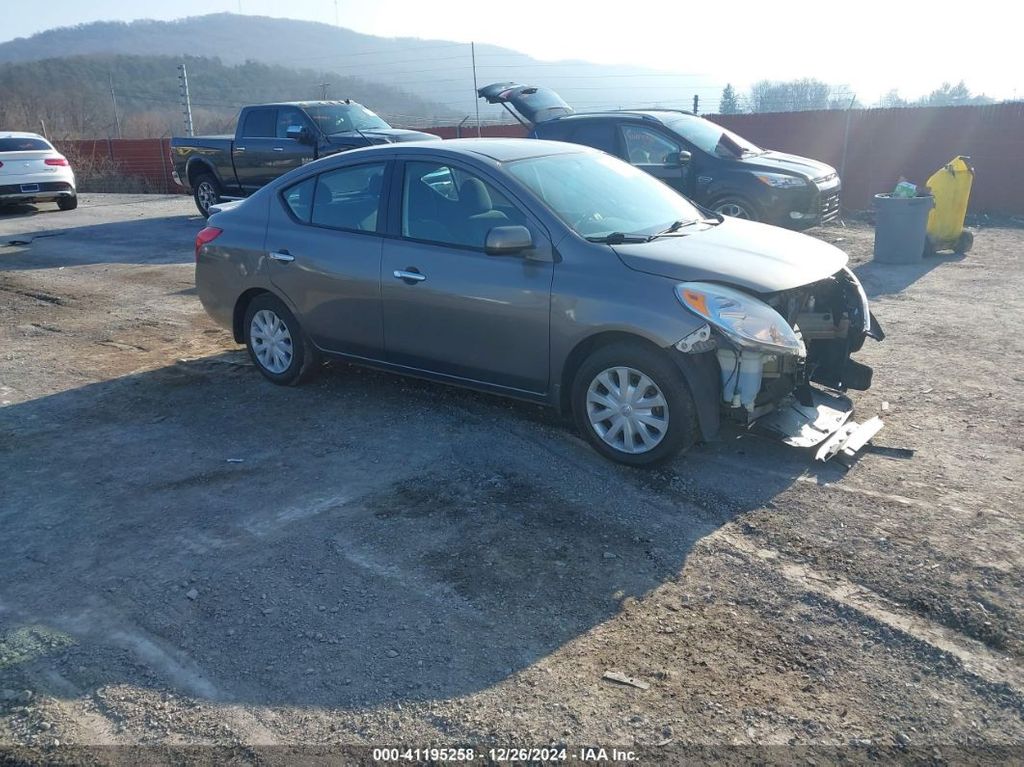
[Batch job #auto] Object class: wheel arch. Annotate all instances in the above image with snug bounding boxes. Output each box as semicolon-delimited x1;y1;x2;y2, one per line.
186;158;219;188
232;287;272;343
558;330;721;441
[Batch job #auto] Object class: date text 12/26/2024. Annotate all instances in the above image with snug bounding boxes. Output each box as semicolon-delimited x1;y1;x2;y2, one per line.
373;747;639;762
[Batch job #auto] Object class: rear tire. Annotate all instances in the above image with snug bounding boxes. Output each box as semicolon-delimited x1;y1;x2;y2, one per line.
193;173;222;218
572;341;698;466
243;294;320;386
57;194;78;211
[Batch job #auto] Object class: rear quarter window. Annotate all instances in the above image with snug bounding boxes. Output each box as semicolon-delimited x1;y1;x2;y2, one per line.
241;109;277;138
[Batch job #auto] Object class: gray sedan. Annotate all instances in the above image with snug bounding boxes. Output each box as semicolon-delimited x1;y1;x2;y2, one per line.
195;139;882;465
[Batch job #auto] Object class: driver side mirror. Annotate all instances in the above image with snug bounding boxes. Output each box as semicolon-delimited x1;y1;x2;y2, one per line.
286;125;312;145
485;225;533;256
665;150;692;168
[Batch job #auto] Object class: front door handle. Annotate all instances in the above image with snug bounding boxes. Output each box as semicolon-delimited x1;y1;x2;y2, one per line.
235;146;246;152
393;269;426;283
270;250;295;263
272;147;284;152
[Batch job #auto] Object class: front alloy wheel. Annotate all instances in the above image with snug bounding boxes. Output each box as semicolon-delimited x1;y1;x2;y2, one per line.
712;197;757;221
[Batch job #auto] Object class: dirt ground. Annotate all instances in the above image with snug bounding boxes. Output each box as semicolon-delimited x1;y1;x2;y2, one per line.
1;195;1022;763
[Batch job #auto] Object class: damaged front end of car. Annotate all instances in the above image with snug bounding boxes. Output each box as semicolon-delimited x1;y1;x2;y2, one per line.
674;267;885;460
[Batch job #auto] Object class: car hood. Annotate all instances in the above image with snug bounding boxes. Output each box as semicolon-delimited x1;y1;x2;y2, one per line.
611;217;848;293
328;128;441;144
744;150;837;181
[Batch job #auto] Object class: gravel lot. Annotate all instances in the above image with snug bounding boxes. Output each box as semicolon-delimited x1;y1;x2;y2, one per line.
1;194;1022;762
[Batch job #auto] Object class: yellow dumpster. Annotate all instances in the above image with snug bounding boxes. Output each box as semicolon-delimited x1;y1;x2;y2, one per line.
925;156;974;254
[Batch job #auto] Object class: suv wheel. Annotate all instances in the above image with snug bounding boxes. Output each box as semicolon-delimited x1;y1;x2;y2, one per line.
712;196;758;221
243;294;320;385
572;342;698;466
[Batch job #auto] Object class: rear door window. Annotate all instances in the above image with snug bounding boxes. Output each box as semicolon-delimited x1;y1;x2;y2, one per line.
311;163;387;232
570;121;620;155
282;176;316;223
241;108;277;138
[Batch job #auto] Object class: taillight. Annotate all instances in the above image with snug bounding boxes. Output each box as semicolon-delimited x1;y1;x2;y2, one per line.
45;157;69;166
194;226;223;261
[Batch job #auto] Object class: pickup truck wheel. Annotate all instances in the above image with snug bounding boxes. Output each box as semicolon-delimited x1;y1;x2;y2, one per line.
193;173;222;218
243;294;320;386
572;342;698;466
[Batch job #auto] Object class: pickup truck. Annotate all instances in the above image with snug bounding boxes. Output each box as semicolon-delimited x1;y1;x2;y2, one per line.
171;100;440;216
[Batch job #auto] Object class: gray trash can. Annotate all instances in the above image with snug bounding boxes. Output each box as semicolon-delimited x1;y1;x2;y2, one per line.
873;193;935;264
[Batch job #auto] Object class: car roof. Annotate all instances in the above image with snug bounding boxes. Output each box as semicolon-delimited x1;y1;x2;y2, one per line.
546;109;698;125
0;131;49;140
246;100;365;109
337;138;591;164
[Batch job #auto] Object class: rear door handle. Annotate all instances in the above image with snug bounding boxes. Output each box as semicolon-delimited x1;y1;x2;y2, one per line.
393;269;426;283
270;251;295;263
235;146;246;152
272;147;284;152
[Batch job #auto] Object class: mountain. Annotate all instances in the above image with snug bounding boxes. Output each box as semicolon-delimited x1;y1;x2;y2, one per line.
0;54;459;138
0;13;717;121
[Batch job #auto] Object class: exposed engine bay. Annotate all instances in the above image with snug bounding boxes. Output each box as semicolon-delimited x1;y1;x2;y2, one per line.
674;267;885;460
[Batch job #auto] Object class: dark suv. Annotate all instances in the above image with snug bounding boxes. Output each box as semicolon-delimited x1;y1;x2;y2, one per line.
479;83;840;229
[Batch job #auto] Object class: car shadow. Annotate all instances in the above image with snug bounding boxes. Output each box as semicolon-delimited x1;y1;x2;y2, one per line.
0;352;819;711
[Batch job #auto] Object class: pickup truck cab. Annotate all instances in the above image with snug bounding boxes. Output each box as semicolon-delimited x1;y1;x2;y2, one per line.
479;83;840;229
172;100;440;216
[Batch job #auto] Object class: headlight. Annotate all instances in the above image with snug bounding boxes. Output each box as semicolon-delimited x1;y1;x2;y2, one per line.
753;172;807;189
675;282;804;355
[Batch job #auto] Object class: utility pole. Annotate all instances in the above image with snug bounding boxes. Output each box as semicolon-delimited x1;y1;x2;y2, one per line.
177;63;194;138
109;74;122;139
316;81;330;99
692;94;699;114
471;42;481;137
334;0;339;25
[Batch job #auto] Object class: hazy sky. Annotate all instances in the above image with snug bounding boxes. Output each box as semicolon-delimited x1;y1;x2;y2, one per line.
4;0;1019;102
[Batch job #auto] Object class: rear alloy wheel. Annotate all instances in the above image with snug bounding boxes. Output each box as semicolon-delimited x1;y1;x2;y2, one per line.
572;342;698;466
712;196;758;221
193;173;221;218
243;294;320;385
57;194;78;211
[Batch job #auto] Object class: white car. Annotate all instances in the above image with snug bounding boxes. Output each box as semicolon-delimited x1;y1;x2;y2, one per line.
0;132;77;211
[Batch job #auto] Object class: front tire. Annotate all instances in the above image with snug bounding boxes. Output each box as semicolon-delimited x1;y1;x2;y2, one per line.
193;173;222;218
572;342;698;466
243;294;320;385
711;196;759;222
57;194;78;211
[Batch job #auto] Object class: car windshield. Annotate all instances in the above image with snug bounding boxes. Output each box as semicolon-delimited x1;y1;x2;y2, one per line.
0;137;52;152
665;115;763;158
507;151;703;239
305;104;390;135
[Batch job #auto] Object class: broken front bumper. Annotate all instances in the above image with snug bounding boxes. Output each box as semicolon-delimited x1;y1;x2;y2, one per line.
753;389;884;462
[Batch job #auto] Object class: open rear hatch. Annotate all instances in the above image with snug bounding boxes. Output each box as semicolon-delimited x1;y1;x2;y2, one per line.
478;82;574;125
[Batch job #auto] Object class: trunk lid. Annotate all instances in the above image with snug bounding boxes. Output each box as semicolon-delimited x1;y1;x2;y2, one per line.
611;216;848;293
478;82;574;124
0;150;60;177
